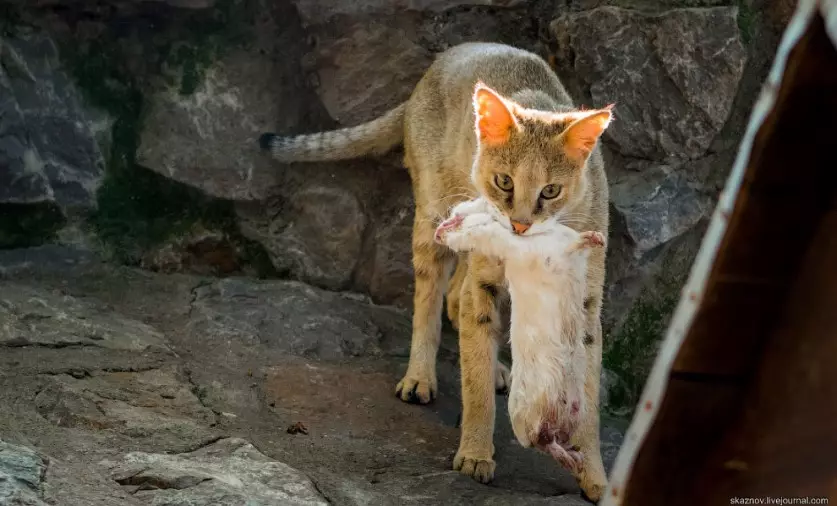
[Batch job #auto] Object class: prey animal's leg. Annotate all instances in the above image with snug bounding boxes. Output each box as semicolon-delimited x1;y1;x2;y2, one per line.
396;211;455;404
545;441;584;475
436;218;518;261
495;360;511;395
564;231;606;255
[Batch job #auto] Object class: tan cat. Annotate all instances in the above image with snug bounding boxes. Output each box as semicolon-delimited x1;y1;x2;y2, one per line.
260;42;612;501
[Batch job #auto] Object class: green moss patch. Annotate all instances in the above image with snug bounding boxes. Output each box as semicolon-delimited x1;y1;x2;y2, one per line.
161;0;257;95
56;0;270;272
603;292;678;415
737;0;756;45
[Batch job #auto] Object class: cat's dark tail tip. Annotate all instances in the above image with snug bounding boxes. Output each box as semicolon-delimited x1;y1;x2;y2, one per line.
259;132;277;151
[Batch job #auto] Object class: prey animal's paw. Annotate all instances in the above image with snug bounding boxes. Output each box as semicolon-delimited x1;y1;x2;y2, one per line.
395;373;437;404
453;452;496;484
495;361;511;395
434;214;464;245
578;231;606;249
545;441;584;475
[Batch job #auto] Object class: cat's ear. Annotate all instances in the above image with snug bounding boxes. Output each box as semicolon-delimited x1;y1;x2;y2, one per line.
473;82;518;146
561;106;613;163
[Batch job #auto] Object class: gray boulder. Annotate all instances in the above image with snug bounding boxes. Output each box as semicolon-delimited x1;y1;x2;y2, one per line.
136;47;283;201
236;184;368;290
551;6;746;161
0;31;109;213
0;440;49;506
187;277;412;360
103;437;329;506
609;166;711;262
0;283;169;352
301;20;433;125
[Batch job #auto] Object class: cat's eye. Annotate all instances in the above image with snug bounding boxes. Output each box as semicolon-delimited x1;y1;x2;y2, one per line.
495;174;514;192
540;184;563;200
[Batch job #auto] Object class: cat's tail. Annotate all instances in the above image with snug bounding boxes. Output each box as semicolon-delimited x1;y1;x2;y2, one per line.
259;103;406;163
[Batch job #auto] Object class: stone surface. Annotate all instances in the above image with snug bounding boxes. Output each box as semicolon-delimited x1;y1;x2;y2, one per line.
0;244;101;280
551;6;747;161
0;283;169;352
235;161;415;306
303;20;432;124
0;0;790;489
0;251;625;505
545;6;748;406
599;367;628;415
139;224;246;277
34;365;217;438
151;0;216;7
237;183;367;289
136;51;281;201
357;188;416;308
292;0;527;27
188;277;409;359
15;0;215;7
609;166;711;261
0;440;49;506
602;160;714;334
0;31;109;212
103;437;329;505
136;1;324;200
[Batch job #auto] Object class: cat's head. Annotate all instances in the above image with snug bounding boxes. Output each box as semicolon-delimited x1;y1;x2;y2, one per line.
469;82;612;235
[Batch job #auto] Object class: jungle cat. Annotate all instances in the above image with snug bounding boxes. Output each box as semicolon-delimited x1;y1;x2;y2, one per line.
259;42;613;501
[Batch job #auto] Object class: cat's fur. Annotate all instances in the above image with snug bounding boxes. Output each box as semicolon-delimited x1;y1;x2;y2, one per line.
434;197;605;475
259;42;612;500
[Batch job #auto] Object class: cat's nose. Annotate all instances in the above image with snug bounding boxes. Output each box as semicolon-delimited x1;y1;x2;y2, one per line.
511;221;531;235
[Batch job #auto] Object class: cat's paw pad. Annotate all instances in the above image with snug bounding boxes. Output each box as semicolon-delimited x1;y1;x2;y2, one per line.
395;373;437;404
453;452;496;484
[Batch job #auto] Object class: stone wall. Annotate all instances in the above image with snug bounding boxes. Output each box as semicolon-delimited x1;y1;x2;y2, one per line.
0;0;790;412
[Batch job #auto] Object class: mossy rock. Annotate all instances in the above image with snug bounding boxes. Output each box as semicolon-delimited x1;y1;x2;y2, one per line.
603;291;678;416
54;0;267;269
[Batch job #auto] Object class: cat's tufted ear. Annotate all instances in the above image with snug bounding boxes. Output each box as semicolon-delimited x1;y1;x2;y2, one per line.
473;82;518;146
561;106;613;163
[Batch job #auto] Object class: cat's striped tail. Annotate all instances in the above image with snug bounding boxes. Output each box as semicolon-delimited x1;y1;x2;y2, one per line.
258;103;407;163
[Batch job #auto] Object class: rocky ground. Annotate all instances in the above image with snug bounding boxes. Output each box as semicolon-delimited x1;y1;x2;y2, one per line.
0;0;794;503
0;0;792;415
0;245;626;505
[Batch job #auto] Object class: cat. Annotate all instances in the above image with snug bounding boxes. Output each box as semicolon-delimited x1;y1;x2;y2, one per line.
434;196;605;475
260;41;612;500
